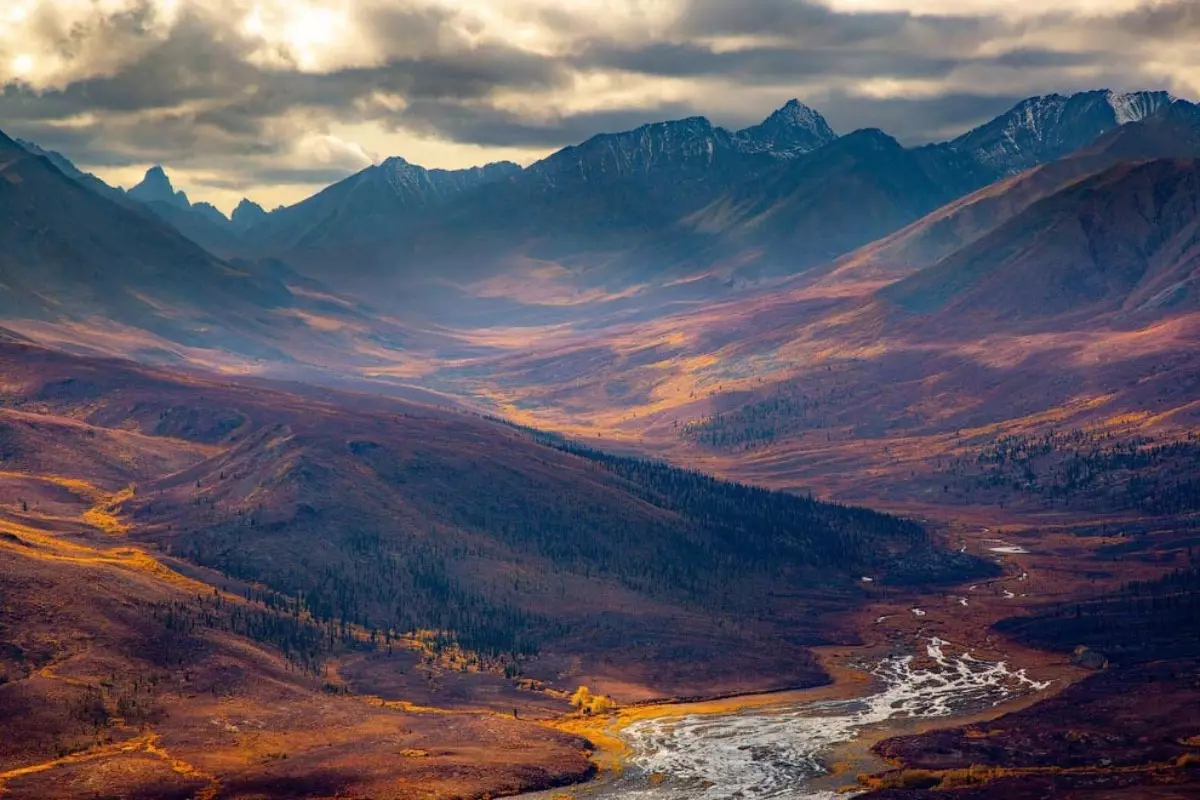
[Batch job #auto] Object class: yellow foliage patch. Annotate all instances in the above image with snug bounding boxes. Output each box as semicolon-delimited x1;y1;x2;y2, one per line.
82;485;136;536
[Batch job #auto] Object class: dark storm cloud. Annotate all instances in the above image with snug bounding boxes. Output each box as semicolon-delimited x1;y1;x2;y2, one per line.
1116;1;1200;38
676;0;992;44
0;4;571;183
572;41;966;81
571;40;1108;85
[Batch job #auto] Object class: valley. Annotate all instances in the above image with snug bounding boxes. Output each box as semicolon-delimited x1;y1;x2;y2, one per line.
1;79;1199;799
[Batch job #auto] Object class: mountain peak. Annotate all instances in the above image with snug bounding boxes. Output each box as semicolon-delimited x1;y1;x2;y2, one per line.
1103;89;1177;124
950;88;1180;175
129;165;190;209
380;155;415;169
231;198;269;231
735;99;836;157
191;201;229;225
774;99;830;126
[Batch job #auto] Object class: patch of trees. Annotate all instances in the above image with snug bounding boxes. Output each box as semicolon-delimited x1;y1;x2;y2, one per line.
998;559;1200;663
173;528;549;662
150;589;333;676
676;382;854;450
494;421;988;588
937;429;1200;514
167;417;970;664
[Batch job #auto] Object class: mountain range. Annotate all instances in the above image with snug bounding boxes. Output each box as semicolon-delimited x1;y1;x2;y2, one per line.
23;90;1194;309
4;87;1200;352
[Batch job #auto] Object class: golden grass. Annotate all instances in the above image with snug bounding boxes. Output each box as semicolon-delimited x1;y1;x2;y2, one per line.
0;516;209;593
82;485;136;536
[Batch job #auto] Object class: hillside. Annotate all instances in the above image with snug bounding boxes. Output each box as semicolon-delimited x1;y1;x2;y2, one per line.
0;131;295;356
0;341;989;704
0;340;996;797
689;129;994;275
883;157;1200;324
828;101;1200;284
0;403;594;800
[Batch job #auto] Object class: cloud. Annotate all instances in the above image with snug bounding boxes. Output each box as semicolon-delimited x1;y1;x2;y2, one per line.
0;0;1197;211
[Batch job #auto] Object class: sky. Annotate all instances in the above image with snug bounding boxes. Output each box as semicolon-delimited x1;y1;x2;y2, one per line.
1;0;1197;213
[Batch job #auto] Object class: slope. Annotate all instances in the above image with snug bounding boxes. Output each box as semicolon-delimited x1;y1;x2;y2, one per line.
0;130;295;355
242;157;522;259
0;378;593;799
688;129;996;275
828;100;1200;284
0;339;990;702
883;157;1200;325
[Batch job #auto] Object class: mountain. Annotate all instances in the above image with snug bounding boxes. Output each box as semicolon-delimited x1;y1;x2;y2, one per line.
242;157;522;255
828;100;1200;283
266;92;1191;297
948;89;1178;175
31;89;1193;321
685;129;997;274
7;144;256;256
121;165;256;254
247;101;836;287
128;164;190;208
732;99;837;156
0;128;311;355
883;157;1200;324
231;197;269;230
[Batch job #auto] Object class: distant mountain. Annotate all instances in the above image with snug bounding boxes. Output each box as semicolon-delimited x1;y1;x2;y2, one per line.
686;129;996;274
241;156;521;255
120;165;258;255
18;89;1197;319
948;90;1179;175
883;157;1200;324
264;93;1200;295
258;101;840;288
128;165;191;208
8;143;261;256
231;198;269;231
0;128;299;355
191;201;229;225
831;100;1200;283
732;99;837;156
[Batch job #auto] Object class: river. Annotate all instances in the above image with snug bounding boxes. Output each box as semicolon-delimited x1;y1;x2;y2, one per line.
526;638;1050;799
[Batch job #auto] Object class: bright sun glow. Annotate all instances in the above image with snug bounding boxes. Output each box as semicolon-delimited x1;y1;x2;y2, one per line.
10;54;34;77
238;1;352;71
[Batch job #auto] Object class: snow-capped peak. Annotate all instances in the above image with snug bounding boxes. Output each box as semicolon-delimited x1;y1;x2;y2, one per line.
734;99;836;157
950;88;1187;176
770;99;834;133
1104;89;1175;125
